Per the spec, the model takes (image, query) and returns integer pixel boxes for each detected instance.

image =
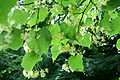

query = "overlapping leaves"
[26,28,52,54]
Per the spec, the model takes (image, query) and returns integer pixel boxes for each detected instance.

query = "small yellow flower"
[40,69,46,78]
[23,42,31,53]
[62,64,70,73]
[45,68,49,73]
[31,71,39,78]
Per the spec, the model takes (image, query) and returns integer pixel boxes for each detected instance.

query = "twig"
[79,0,86,6]
[77,1,91,34]
[20,2,34,5]
[73,12,82,15]
[90,1,100,12]
[61,0,62,5]
[36,8,40,26]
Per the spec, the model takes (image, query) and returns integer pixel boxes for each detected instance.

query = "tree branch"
[20,2,34,5]
[77,1,91,34]
[90,1,100,12]
[73,12,82,15]
[36,8,40,26]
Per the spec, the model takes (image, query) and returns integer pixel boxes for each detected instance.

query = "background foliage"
[0,0,120,80]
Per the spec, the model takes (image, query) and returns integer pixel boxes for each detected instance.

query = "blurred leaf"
[102,0,120,11]
[9,28,23,50]
[0,31,8,45]
[0,0,17,25]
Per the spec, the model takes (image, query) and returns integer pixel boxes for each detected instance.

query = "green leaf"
[69,0,78,5]
[23,0,35,10]
[110,17,120,36]
[85,17,93,25]
[99,12,111,31]
[60,22,67,32]
[9,28,23,50]
[60,23,76,40]
[21,51,43,71]
[0,0,17,25]
[9,10,29,26]
[29,8,48,27]
[63,0,70,6]
[29,12,37,27]
[65,26,76,40]
[50,4,63,16]
[76,33,92,48]
[0,31,8,45]
[92,0,99,4]
[26,29,36,50]
[68,54,84,71]
[26,28,52,54]
[37,28,52,53]
[38,8,48,22]
[116,39,120,50]
[109,11,118,19]
[61,38,69,45]
[47,24,61,45]
[24,0,35,4]
[51,44,61,62]
[47,24,60,35]
[102,0,120,11]
[58,0,70,6]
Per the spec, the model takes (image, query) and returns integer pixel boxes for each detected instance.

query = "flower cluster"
[64,13,78,26]
[23,42,31,53]
[79,26,89,36]
[0,24,10,33]
[91,26,109,44]
[23,70,39,79]
[23,68,49,79]
[59,44,79,56]
[59,44,70,52]
[62,64,73,73]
